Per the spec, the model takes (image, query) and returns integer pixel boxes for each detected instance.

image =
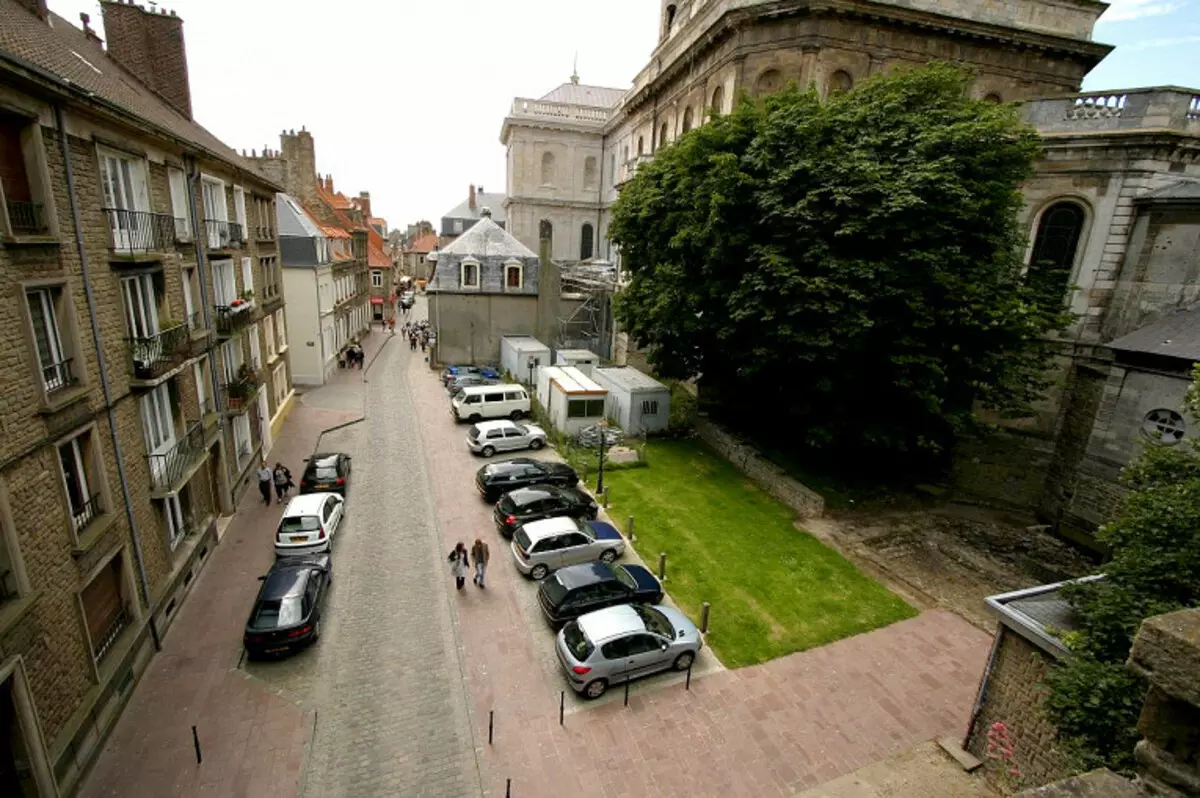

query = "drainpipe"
[55,105,161,653]
[961,625,1004,751]
[185,158,234,514]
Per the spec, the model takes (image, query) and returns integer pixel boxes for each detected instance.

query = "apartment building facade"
[0,0,292,794]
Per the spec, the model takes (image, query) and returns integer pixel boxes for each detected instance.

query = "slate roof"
[277,193,323,238]
[1138,180,1200,203]
[439,216,537,259]
[1108,306,1200,361]
[442,193,508,224]
[0,1,274,187]
[539,81,625,109]
[404,232,438,254]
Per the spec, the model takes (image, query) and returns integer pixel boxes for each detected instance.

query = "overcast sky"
[46,0,1196,231]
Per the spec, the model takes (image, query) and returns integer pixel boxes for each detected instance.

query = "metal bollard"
[602,486,610,508]
[700,601,711,634]
[559,691,565,725]
[658,552,667,581]
[506,778,512,797]
[488,710,494,745]
[192,725,202,765]
[624,678,630,707]
[686,660,693,691]
[626,515,635,542]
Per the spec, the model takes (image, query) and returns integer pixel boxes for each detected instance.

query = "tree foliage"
[609,64,1069,467]
[1045,364,1200,771]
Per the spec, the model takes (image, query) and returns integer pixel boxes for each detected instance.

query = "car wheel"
[468,414,482,424]
[583,679,609,699]
[673,651,695,671]
[510,409,523,420]
[481,445,495,457]
[529,438,544,450]
[599,549,617,564]
[530,564,549,580]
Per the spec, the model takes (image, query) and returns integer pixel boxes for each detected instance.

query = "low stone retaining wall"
[696,419,825,519]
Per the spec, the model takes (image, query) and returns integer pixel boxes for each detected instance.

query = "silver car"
[510,516,625,580]
[466,420,547,457]
[555,603,702,699]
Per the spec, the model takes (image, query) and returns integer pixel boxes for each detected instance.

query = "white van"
[452,384,531,423]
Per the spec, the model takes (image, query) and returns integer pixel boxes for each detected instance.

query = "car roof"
[509,485,558,504]
[457,383,523,395]
[308,453,342,467]
[577,604,646,642]
[554,562,615,590]
[260,565,310,599]
[485,458,540,472]
[523,515,580,541]
[282,493,334,516]
[474,420,516,432]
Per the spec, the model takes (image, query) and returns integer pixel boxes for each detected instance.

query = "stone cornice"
[505,196,607,212]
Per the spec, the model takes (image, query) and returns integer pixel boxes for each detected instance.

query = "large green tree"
[609,64,1069,465]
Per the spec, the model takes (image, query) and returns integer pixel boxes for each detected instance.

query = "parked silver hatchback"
[555,603,702,699]
[511,516,625,580]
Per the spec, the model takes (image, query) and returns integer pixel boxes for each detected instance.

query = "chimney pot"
[469,184,477,211]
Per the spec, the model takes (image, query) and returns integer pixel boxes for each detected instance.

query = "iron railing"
[213,303,255,335]
[203,219,244,249]
[222,373,258,413]
[147,420,207,492]
[92,606,130,663]
[103,208,175,256]
[7,199,47,233]
[128,321,190,379]
[70,492,102,532]
[43,357,78,393]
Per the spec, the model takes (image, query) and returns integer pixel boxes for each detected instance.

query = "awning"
[370,297,384,305]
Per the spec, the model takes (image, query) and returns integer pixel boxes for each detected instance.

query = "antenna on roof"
[571,52,579,85]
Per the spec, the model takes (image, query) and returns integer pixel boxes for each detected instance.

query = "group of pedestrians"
[256,460,295,506]
[448,539,489,590]
[402,320,435,353]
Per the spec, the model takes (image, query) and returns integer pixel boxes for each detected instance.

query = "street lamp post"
[527,357,539,389]
[596,419,609,494]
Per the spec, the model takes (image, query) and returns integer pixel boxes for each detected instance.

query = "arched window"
[755,69,783,95]
[665,4,677,32]
[580,223,594,260]
[583,156,597,189]
[983,93,1003,104]
[829,70,853,94]
[1027,201,1086,302]
[636,136,644,156]
[658,122,668,149]
[681,106,694,133]
[540,152,555,186]
[711,85,724,115]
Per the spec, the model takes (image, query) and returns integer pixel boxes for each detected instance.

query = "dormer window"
[504,259,523,291]
[461,257,480,289]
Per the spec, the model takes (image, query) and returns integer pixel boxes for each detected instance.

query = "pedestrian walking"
[471,538,490,588]
[448,542,470,591]
[273,462,292,503]
[410,334,417,351]
[256,461,273,507]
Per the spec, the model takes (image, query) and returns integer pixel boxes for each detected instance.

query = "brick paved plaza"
[78,301,991,798]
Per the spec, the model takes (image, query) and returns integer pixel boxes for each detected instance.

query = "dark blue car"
[441,364,500,386]
[537,561,664,626]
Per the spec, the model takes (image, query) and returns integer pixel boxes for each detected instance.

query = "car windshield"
[497,494,516,512]
[453,390,465,401]
[468,426,481,441]
[313,466,338,479]
[514,424,529,435]
[614,566,637,591]
[514,528,533,551]
[632,604,673,638]
[279,516,320,533]
[562,621,594,660]
[541,575,569,605]
[249,596,302,630]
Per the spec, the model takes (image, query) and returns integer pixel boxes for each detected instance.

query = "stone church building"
[500,0,1200,547]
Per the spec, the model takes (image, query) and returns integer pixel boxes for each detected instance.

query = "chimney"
[16,0,48,21]
[325,175,334,194]
[357,191,372,219]
[80,13,103,44]
[101,1,193,119]
[468,184,476,211]
[279,128,317,203]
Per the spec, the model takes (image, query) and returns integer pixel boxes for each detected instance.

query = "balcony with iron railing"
[43,356,79,394]
[1024,87,1200,136]
[103,208,176,260]
[127,320,191,382]
[92,605,130,664]
[70,492,102,534]
[147,418,211,497]
[204,219,244,250]
[6,199,49,235]
[213,300,256,336]
[222,364,259,414]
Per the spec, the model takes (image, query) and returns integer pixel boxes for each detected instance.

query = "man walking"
[256,461,273,507]
[471,538,490,588]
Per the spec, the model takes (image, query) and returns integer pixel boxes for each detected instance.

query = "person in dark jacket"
[448,542,469,590]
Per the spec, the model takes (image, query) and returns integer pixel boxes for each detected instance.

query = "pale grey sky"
[45,0,1196,231]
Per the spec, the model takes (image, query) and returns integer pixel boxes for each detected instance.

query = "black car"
[243,554,332,658]
[300,452,351,496]
[537,562,664,626]
[475,458,579,503]
[493,485,598,538]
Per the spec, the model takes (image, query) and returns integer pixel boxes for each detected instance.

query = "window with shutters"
[168,167,191,240]
[24,284,80,395]
[233,185,247,240]
[210,258,236,307]
[98,147,151,251]
[248,323,262,371]
[263,315,276,361]
[81,554,130,663]
[0,108,53,236]
[240,256,254,299]
[275,310,288,352]
[274,362,288,407]
[58,428,105,539]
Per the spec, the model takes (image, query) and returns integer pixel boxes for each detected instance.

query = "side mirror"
[303,457,310,463]
[257,575,268,581]
[660,642,669,652]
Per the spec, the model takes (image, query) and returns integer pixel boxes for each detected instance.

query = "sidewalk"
[79,396,366,797]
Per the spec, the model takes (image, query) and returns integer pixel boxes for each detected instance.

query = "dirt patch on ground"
[804,503,1098,630]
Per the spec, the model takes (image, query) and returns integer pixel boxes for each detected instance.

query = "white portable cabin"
[553,348,599,376]
[591,366,672,436]
[500,335,551,385]
[537,366,609,436]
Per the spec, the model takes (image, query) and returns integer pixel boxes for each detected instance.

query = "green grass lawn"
[602,438,917,667]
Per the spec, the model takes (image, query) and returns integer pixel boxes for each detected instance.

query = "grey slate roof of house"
[1108,306,1200,361]
[442,193,508,224]
[1138,180,1200,203]
[277,193,323,238]
[539,81,625,108]
[0,1,276,187]
[440,216,536,259]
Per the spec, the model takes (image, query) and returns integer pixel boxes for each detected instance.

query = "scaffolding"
[557,260,619,358]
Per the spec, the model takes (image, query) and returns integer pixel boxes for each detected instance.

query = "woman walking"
[447,542,470,591]
[273,462,292,504]
[471,538,490,589]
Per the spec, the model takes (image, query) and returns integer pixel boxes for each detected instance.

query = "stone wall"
[968,628,1078,790]
[695,419,825,519]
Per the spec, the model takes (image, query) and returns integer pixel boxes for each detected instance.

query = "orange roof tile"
[319,223,351,239]
[406,232,438,254]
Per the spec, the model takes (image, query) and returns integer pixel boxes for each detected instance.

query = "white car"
[466,420,547,457]
[275,493,345,557]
